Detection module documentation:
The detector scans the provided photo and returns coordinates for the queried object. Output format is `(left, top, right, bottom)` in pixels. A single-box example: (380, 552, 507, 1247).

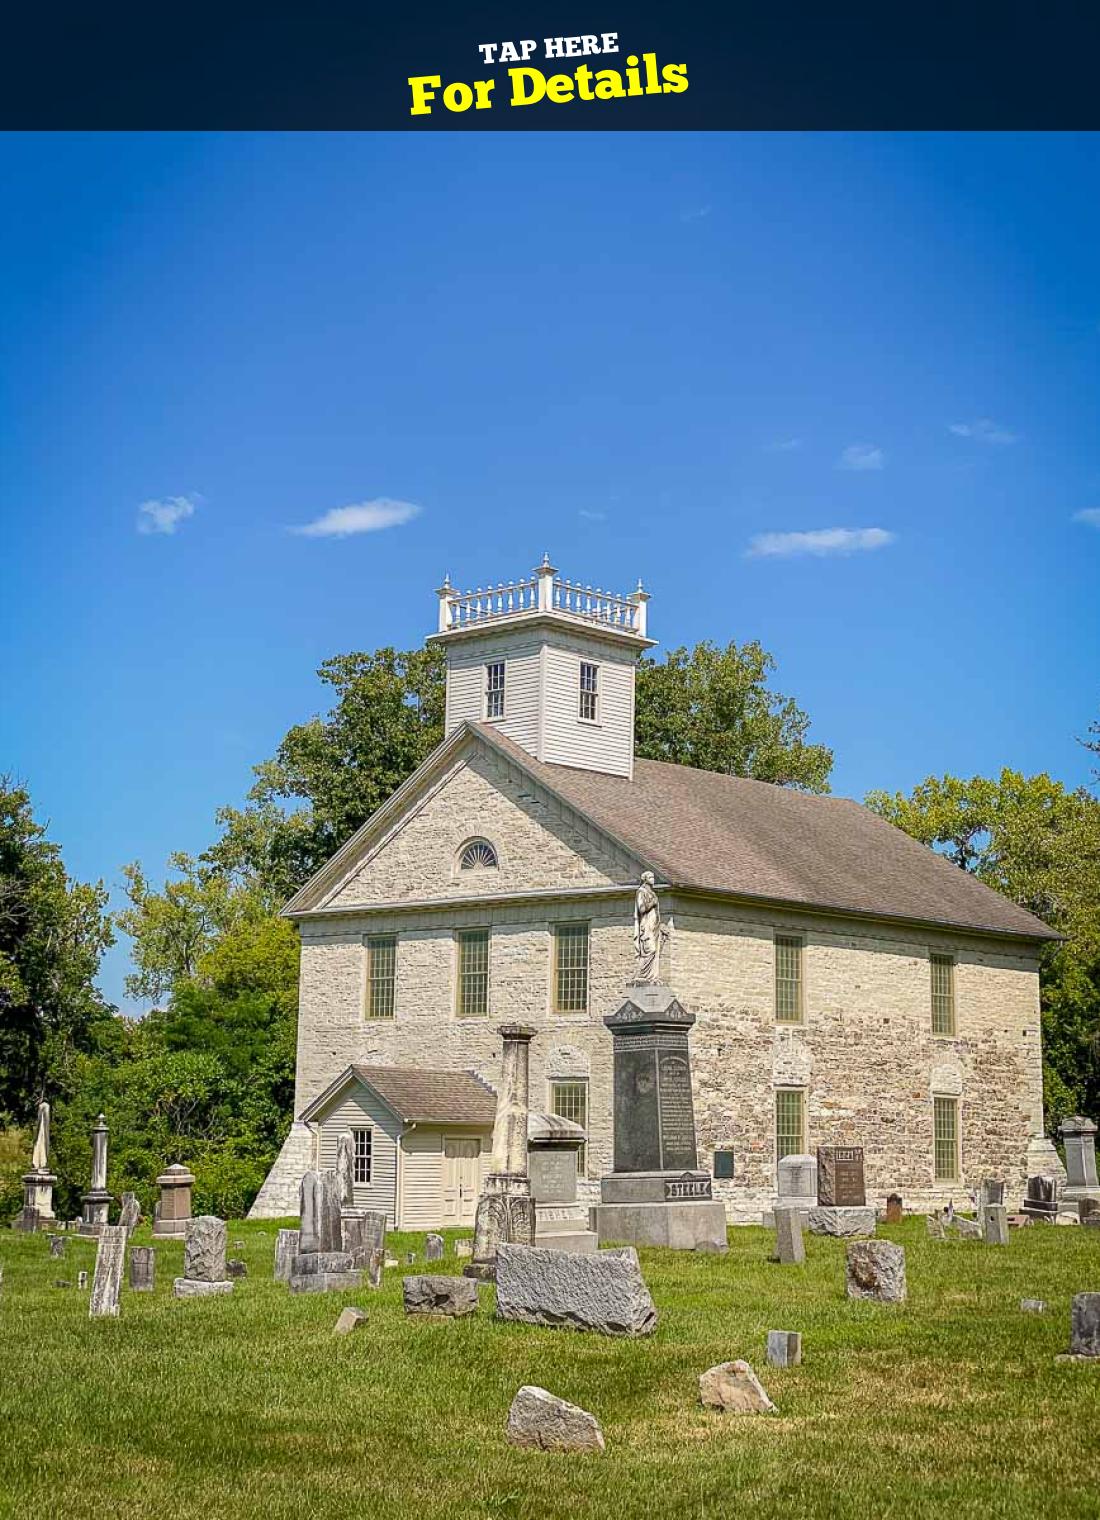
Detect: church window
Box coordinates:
(365, 935, 396, 1019)
(459, 839, 498, 871)
(485, 661, 506, 719)
(456, 928, 490, 1016)
(352, 1128, 372, 1185)
(579, 661, 599, 722)
(930, 953, 956, 1036)
(933, 1095, 960, 1181)
(549, 1078, 588, 1176)
(553, 923, 589, 1013)
(775, 935, 804, 1022)
(775, 1088, 806, 1161)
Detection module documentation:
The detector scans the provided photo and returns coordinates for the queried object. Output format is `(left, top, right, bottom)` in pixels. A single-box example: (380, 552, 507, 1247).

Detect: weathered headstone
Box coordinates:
(333, 1306, 368, 1336)
(808, 1205, 876, 1237)
(173, 1215, 234, 1298)
(494, 1244, 657, 1337)
(118, 1192, 140, 1236)
(366, 1249, 384, 1289)
(1069, 1293, 1100, 1358)
(90, 1224, 127, 1317)
(983, 1204, 1009, 1246)
(529, 1111, 597, 1254)
(845, 1240, 907, 1303)
(766, 1329, 802, 1368)
(227, 1259, 247, 1278)
(1021, 1298, 1047, 1314)
(699, 1361, 776, 1414)
(13, 1206, 41, 1233)
(16, 1099, 57, 1228)
(979, 1178, 1006, 1211)
(274, 1228, 300, 1282)
(425, 1232, 444, 1261)
(288, 1250, 361, 1294)
(885, 1194, 904, 1224)
(402, 1274, 479, 1318)
(1023, 1175, 1059, 1223)
(466, 1024, 537, 1281)
(926, 1212, 946, 1240)
(773, 1206, 805, 1265)
(771, 1152, 817, 1224)
(152, 1163, 195, 1239)
(80, 1114, 113, 1236)
(77, 1269, 88, 1289)
(335, 1131, 356, 1208)
(48, 1234, 65, 1258)
(1080, 1198, 1100, 1226)
(299, 1170, 343, 1255)
(594, 983, 727, 1253)
(342, 1209, 386, 1268)
(129, 1245, 156, 1291)
(817, 1146, 866, 1207)
(950, 1215, 983, 1240)
(1060, 1117, 1100, 1208)
(506, 1386, 605, 1453)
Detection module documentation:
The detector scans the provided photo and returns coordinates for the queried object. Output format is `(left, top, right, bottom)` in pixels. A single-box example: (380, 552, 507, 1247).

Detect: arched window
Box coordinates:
(458, 839, 498, 872)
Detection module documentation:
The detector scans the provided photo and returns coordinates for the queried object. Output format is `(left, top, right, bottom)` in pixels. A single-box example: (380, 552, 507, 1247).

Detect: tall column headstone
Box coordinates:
(288, 1170, 360, 1293)
(80, 1114, 113, 1236)
(15, 1100, 56, 1228)
(465, 1024, 537, 1282)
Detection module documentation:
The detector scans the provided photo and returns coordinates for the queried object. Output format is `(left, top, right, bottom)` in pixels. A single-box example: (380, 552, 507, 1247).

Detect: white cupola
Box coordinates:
(428, 555, 655, 778)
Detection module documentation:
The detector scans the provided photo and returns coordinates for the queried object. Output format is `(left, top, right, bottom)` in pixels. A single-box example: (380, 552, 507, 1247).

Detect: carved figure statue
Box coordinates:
(633, 872, 662, 984)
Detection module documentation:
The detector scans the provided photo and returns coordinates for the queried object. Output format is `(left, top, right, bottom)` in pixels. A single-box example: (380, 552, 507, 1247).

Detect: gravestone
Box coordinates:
(1067, 1293, 1100, 1359)
(529, 1111, 597, 1254)
(340, 1209, 386, 1267)
(274, 1228, 300, 1282)
(403, 1274, 479, 1318)
(290, 1171, 360, 1294)
(119, 1192, 140, 1236)
(594, 985, 727, 1253)
(129, 1246, 156, 1291)
(983, 1204, 1009, 1246)
(80, 1114, 113, 1236)
(698, 1361, 776, 1414)
(1060, 1117, 1100, 1208)
(466, 1025, 537, 1282)
(926, 1213, 946, 1240)
(16, 1100, 56, 1228)
(425, 1233, 444, 1261)
(845, 1240, 907, 1303)
(48, 1234, 65, 1258)
(77, 1270, 88, 1289)
(152, 1164, 195, 1239)
(366, 1249, 384, 1289)
(494, 1243, 657, 1336)
(1023, 1175, 1059, 1223)
(227, 1259, 247, 1278)
(768, 1153, 817, 1226)
(12, 1206, 40, 1234)
(817, 1146, 866, 1207)
(335, 1131, 356, 1208)
(766, 1329, 802, 1368)
(90, 1224, 127, 1317)
(333, 1306, 369, 1335)
(506, 1386, 605, 1453)
(885, 1194, 904, 1224)
(1079, 1198, 1100, 1226)
(773, 1206, 805, 1265)
(173, 1215, 235, 1298)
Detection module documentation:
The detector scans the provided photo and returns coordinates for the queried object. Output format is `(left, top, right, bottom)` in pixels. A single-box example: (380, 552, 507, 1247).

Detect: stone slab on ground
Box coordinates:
(506, 1386, 605, 1453)
(173, 1278, 234, 1298)
(949, 1216, 983, 1241)
(495, 1244, 657, 1337)
(846, 1240, 907, 1303)
(1021, 1298, 1047, 1313)
(333, 1306, 369, 1335)
(808, 1206, 876, 1238)
(766, 1329, 802, 1368)
(403, 1274, 479, 1319)
(699, 1360, 776, 1414)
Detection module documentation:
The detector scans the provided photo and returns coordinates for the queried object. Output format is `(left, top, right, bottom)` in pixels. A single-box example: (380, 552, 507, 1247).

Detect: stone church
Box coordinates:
(250, 557, 1056, 1226)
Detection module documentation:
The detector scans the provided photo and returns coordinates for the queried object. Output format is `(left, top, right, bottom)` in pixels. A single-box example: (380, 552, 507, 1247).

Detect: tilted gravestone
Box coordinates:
(342, 1210, 386, 1268)
(773, 1206, 805, 1265)
(494, 1243, 657, 1336)
(90, 1225, 127, 1317)
(129, 1245, 156, 1291)
(118, 1192, 141, 1236)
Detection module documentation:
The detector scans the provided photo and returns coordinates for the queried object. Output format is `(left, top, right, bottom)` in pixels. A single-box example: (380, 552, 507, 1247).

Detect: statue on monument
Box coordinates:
(633, 872, 663, 984)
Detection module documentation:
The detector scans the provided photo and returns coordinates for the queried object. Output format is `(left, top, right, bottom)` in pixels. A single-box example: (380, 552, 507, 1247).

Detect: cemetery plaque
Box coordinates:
(664, 1172, 713, 1201)
(607, 994, 700, 1174)
(713, 1150, 734, 1180)
(816, 1146, 866, 1208)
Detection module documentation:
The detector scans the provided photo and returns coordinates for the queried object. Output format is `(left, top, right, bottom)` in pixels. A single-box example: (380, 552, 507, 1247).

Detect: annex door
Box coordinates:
(442, 1136, 482, 1225)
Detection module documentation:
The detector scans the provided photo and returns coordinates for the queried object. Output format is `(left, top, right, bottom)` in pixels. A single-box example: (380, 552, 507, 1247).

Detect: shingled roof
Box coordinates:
(477, 724, 1056, 942)
(299, 1063, 497, 1126)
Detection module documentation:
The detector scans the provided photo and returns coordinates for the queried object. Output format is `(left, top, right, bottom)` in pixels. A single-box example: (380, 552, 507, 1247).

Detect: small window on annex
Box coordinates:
(352, 1128, 372, 1185)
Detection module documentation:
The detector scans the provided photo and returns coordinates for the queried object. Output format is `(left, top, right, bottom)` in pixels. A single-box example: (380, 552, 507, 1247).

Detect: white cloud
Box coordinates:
(290, 498, 422, 538)
(838, 443, 885, 471)
(1073, 508, 1100, 527)
(578, 509, 607, 522)
(136, 494, 198, 535)
(746, 526, 896, 559)
(948, 419, 1017, 444)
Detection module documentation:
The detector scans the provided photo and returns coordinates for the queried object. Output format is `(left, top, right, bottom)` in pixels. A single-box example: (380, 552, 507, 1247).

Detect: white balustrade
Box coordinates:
(438, 565, 645, 634)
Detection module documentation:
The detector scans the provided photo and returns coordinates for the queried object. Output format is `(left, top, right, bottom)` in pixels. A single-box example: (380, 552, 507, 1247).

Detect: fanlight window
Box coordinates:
(459, 839, 498, 871)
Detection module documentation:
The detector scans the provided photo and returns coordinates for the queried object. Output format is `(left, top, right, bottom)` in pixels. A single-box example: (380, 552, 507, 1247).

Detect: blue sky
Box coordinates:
(1, 132, 1097, 1011)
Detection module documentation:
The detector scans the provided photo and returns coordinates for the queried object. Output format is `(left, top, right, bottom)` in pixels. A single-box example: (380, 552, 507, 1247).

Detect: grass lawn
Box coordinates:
(1, 1217, 1098, 1519)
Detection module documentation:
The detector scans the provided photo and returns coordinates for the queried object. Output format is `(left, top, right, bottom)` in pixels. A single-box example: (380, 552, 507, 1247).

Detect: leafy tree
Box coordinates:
(0, 777, 114, 1123)
(866, 769, 1100, 1128)
(635, 640, 833, 791)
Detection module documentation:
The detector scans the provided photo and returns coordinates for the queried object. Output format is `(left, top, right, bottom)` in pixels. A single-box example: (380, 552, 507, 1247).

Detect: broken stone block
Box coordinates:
(845, 1240, 907, 1303)
(807, 1206, 876, 1237)
(402, 1274, 479, 1318)
(926, 1213, 946, 1240)
(950, 1216, 983, 1240)
(494, 1244, 657, 1337)
(226, 1259, 248, 1278)
(1021, 1298, 1047, 1314)
(173, 1278, 234, 1298)
(766, 1329, 802, 1368)
(333, 1306, 369, 1335)
(506, 1386, 605, 1453)
(699, 1360, 776, 1414)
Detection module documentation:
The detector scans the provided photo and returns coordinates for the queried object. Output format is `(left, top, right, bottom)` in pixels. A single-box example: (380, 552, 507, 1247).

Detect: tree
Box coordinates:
(635, 640, 833, 792)
(866, 770, 1100, 1127)
(0, 778, 114, 1123)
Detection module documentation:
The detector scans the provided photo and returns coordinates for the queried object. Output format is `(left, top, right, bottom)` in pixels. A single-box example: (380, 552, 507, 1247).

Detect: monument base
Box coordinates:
(596, 1171, 727, 1252)
(534, 1202, 598, 1255)
(79, 1191, 112, 1237)
(152, 1218, 190, 1239)
(807, 1205, 877, 1237)
(21, 1171, 56, 1224)
(464, 1172, 535, 1282)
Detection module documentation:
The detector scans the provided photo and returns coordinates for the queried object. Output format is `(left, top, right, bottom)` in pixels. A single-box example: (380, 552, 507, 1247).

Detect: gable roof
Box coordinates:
(300, 1063, 497, 1127)
(474, 725, 1056, 943)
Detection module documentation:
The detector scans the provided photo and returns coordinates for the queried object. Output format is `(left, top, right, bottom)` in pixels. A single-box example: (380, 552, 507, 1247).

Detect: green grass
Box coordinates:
(1, 1218, 1098, 1519)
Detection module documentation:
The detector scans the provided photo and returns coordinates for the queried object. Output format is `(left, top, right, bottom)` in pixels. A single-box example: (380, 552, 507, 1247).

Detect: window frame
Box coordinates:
(458, 839, 499, 873)
(774, 933, 805, 1024)
(933, 1094, 960, 1182)
(352, 1127, 373, 1186)
(455, 926, 491, 1018)
(365, 934, 397, 1020)
(552, 922, 590, 1015)
(775, 1087, 807, 1162)
(930, 951, 957, 1037)
(485, 661, 506, 720)
(548, 1077, 588, 1177)
(578, 660, 600, 724)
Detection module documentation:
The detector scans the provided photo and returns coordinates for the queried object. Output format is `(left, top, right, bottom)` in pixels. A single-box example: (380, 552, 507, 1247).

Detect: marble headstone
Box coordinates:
(90, 1224, 127, 1317)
